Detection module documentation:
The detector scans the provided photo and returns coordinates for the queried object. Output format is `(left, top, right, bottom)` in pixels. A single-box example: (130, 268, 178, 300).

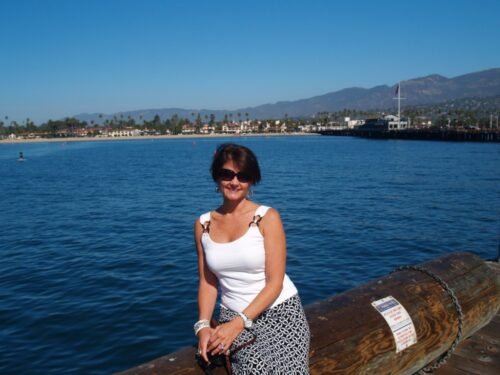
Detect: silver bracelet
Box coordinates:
(193, 319, 210, 336)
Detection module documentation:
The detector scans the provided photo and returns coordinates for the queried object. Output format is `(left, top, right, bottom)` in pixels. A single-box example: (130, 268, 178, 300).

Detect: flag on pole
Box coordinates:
(395, 84, 399, 96)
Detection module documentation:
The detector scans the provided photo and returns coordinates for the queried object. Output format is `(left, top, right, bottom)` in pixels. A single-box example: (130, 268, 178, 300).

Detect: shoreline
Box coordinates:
(0, 132, 315, 145)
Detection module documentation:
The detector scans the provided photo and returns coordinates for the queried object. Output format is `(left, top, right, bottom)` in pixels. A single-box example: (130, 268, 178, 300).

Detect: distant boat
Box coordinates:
(18, 152, 25, 162)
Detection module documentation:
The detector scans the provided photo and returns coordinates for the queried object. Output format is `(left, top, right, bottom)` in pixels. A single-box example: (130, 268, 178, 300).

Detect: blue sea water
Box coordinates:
(0, 136, 499, 374)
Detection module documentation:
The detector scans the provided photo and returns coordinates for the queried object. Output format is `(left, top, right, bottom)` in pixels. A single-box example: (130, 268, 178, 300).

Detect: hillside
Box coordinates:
(74, 68, 500, 123)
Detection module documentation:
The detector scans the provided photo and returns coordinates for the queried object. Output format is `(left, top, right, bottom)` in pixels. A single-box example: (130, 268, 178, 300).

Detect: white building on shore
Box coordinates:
(385, 115, 409, 130)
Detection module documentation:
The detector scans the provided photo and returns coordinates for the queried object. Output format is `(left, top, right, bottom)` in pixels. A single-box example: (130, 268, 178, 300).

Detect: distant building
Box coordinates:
(414, 116, 432, 128)
(222, 122, 240, 134)
(101, 128, 144, 137)
(384, 115, 409, 130)
(200, 124, 215, 134)
(346, 119, 365, 128)
(239, 120, 259, 133)
(358, 115, 409, 131)
(299, 124, 318, 133)
(182, 124, 196, 134)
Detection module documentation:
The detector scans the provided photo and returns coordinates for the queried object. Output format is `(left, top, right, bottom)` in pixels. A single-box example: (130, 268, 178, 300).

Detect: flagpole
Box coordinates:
(393, 82, 405, 129)
(398, 81, 401, 129)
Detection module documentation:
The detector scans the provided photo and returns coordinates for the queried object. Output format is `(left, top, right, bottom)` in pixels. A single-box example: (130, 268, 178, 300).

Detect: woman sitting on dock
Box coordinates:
(194, 143, 310, 374)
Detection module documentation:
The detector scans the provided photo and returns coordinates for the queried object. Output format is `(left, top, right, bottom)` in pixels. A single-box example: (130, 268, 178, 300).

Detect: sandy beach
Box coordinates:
(0, 132, 314, 145)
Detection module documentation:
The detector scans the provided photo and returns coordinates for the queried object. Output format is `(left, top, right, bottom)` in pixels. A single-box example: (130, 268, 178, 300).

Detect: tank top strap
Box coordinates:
(199, 212, 211, 233)
(249, 206, 271, 227)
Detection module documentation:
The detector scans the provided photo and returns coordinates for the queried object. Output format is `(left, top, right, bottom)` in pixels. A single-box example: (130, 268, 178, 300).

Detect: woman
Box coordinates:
(194, 143, 310, 374)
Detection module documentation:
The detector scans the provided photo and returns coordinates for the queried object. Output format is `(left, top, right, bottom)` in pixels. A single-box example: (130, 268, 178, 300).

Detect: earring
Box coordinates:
(247, 189, 253, 199)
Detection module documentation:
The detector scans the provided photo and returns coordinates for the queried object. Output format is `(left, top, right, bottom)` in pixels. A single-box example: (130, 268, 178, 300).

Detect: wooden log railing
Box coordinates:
(117, 252, 500, 375)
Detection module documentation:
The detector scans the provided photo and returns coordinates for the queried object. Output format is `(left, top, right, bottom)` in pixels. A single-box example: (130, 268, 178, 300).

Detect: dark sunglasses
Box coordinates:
(218, 168, 252, 183)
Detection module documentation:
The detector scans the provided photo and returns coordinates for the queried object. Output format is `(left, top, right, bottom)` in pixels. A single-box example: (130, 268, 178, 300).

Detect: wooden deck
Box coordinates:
(118, 257, 499, 375)
(433, 262, 499, 375)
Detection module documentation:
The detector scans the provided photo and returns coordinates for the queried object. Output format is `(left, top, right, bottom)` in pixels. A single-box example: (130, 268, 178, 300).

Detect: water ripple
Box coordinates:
(0, 137, 498, 374)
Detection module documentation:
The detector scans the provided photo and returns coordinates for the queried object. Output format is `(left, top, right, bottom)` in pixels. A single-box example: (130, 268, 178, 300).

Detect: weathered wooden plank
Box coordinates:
(436, 354, 498, 375)
(119, 349, 200, 375)
(431, 365, 474, 375)
(434, 306, 500, 375)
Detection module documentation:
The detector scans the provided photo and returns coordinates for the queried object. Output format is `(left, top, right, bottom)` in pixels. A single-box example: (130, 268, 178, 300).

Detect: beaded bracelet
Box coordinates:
(193, 319, 210, 336)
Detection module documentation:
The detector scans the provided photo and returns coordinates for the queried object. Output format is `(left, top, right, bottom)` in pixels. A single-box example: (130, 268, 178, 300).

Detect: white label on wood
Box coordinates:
(371, 296, 417, 353)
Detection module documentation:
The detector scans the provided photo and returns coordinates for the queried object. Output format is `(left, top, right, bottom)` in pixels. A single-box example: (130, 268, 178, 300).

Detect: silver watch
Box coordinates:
(238, 312, 253, 329)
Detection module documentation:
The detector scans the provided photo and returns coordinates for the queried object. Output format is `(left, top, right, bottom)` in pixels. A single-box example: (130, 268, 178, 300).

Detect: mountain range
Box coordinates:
(75, 68, 500, 123)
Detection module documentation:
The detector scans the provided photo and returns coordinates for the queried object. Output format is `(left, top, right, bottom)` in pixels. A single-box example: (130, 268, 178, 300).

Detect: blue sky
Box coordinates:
(1, 0, 499, 123)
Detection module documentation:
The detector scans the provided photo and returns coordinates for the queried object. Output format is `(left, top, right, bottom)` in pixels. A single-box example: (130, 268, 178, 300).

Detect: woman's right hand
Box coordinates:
(197, 327, 213, 363)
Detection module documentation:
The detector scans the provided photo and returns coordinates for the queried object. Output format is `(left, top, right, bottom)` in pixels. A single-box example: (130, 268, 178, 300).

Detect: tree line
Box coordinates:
(1, 99, 498, 138)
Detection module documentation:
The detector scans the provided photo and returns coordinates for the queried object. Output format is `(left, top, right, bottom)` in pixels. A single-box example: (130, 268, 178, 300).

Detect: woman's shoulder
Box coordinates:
(255, 204, 275, 217)
(257, 206, 283, 236)
(194, 210, 212, 236)
(198, 211, 211, 223)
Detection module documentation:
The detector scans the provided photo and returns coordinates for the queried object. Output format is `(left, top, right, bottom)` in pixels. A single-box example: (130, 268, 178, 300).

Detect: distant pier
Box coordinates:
(319, 128, 500, 142)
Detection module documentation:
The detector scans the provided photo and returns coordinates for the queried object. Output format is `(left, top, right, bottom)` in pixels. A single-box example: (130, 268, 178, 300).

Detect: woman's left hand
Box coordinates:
(207, 318, 244, 356)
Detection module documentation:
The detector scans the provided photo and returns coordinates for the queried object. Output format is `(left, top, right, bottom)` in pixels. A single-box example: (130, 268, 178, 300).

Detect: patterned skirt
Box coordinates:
(219, 294, 310, 374)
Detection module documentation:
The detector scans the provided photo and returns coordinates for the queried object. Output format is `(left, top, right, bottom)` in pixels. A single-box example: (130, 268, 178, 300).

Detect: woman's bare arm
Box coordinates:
(194, 219, 218, 361)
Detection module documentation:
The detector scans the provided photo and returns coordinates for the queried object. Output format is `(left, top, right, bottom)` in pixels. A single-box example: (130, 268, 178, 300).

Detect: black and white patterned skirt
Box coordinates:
(219, 294, 310, 374)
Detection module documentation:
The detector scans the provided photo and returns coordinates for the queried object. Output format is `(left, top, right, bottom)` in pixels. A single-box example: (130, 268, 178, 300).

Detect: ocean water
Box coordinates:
(0, 136, 498, 374)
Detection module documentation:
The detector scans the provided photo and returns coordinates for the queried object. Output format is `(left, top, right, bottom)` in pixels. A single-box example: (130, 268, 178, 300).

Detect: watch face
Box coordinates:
(239, 312, 252, 329)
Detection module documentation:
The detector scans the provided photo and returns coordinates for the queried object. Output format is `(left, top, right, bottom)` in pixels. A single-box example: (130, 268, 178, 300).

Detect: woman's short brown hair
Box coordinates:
(211, 143, 261, 185)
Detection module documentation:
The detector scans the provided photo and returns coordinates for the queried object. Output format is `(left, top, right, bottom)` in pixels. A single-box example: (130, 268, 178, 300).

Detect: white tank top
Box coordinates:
(200, 205, 298, 312)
